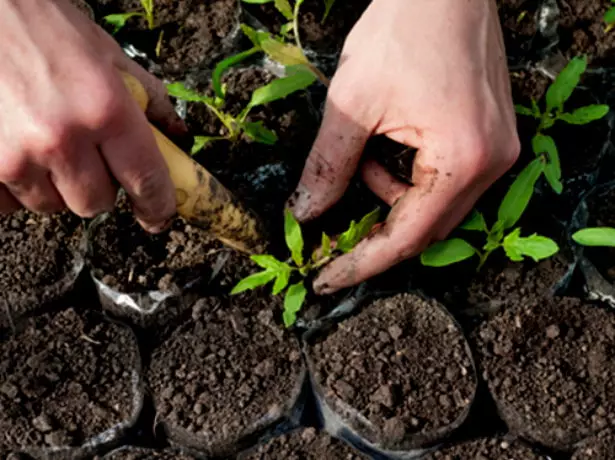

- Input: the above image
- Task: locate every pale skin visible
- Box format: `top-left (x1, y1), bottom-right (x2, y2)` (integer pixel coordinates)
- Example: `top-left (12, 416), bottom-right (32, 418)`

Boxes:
top-left (0, 0), bottom-right (519, 292)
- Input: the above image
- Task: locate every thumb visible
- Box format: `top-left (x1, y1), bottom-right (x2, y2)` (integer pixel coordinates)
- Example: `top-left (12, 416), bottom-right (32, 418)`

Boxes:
top-left (287, 90), bottom-right (370, 222)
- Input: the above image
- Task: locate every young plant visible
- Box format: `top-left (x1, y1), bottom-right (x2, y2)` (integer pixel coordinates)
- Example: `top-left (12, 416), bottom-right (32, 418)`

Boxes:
top-left (231, 208), bottom-right (380, 327)
top-left (167, 64), bottom-right (316, 153)
top-left (421, 158), bottom-right (559, 269)
top-left (240, 0), bottom-right (329, 85)
top-left (605, 1), bottom-right (615, 33)
top-left (572, 227), bottom-right (615, 247)
top-left (104, 0), bottom-right (155, 34)
top-left (515, 56), bottom-right (609, 194)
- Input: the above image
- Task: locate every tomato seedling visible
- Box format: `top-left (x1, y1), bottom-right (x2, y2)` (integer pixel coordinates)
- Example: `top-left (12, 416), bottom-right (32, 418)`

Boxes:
top-left (421, 158), bottom-right (559, 268)
top-left (103, 0), bottom-right (156, 33)
top-left (515, 56), bottom-right (610, 194)
top-left (572, 227), bottom-right (615, 247)
top-left (167, 64), bottom-right (316, 153)
top-left (231, 208), bottom-right (380, 327)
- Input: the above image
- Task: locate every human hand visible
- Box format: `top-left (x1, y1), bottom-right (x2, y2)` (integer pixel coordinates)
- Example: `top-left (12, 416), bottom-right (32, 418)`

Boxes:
top-left (0, 0), bottom-right (185, 232)
top-left (287, 0), bottom-right (520, 294)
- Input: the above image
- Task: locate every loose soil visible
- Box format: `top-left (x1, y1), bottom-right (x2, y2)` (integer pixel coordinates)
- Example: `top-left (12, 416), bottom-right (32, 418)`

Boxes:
top-left (475, 297), bottom-right (615, 451)
top-left (101, 447), bottom-right (199, 459)
top-left (238, 427), bottom-right (366, 460)
top-left (0, 307), bottom-right (140, 455)
top-left (425, 437), bottom-right (545, 460)
top-left (147, 294), bottom-right (304, 457)
top-left (0, 210), bottom-right (83, 326)
top-left (572, 429), bottom-right (615, 460)
top-left (309, 294), bottom-right (476, 450)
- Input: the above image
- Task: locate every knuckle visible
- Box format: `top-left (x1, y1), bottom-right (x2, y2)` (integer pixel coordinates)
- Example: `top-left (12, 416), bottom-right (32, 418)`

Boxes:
top-left (73, 191), bottom-right (117, 218)
top-left (81, 80), bottom-right (124, 130)
top-left (0, 155), bottom-right (29, 184)
top-left (130, 166), bottom-right (174, 217)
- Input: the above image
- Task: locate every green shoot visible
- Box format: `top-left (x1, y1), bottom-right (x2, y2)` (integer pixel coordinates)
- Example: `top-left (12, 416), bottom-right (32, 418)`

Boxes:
top-left (322, 0), bottom-right (336, 23)
top-left (231, 208), bottom-right (380, 327)
top-left (572, 227), bottom-right (615, 247)
top-left (605, 1), bottom-right (615, 33)
top-left (515, 56), bottom-right (610, 194)
top-left (167, 65), bottom-right (316, 153)
top-left (421, 158), bottom-right (559, 269)
top-left (104, 0), bottom-right (155, 33)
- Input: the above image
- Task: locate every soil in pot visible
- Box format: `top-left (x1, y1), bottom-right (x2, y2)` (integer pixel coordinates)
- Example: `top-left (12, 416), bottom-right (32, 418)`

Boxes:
top-left (238, 427), bottom-right (366, 460)
top-left (571, 429), bottom-right (615, 460)
top-left (474, 296), bottom-right (615, 451)
top-left (0, 307), bottom-right (141, 455)
top-left (101, 447), bottom-right (199, 459)
top-left (0, 210), bottom-right (83, 327)
top-left (147, 293), bottom-right (305, 458)
top-left (308, 293), bottom-right (477, 451)
top-left (89, 0), bottom-right (241, 77)
top-left (425, 437), bottom-right (546, 460)
top-left (495, 0), bottom-right (541, 64)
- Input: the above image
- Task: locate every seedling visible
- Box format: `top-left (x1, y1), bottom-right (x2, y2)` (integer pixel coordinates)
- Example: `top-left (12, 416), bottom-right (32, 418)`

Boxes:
top-left (103, 0), bottom-right (155, 33)
top-left (167, 64), bottom-right (316, 153)
top-left (239, 0), bottom-right (329, 85)
top-left (605, 1), bottom-right (615, 33)
top-left (572, 227), bottom-right (615, 247)
top-left (515, 56), bottom-right (609, 194)
top-left (231, 208), bottom-right (380, 327)
top-left (421, 158), bottom-right (559, 268)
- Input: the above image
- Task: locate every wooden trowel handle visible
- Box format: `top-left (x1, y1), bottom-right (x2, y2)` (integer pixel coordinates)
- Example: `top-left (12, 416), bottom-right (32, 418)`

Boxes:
top-left (121, 72), bottom-right (266, 254)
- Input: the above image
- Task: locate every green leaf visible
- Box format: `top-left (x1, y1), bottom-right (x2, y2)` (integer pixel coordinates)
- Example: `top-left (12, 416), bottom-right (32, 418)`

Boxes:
top-left (274, 0), bottom-right (294, 19)
top-left (242, 121), bottom-right (278, 145)
top-left (336, 208), bottom-right (380, 254)
top-left (191, 136), bottom-right (217, 155)
top-left (420, 239), bottom-right (477, 267)
top-left (272, 268), bottom-right (291, 295)
top-left (284, 209), bottom-right (304, 266)
top-left (321, 232), bottom-right (332, 258)
top-left (485, 220), bottom-right (505, 252)
top-left (502, 228), bottom-right (559, 262)
top-left (140, 0), bottom-right (153, 17)
top-left (460, 210), bottom-right (487, 232)
top-left (283, 281), bottom-right (307, 327)
top-left (103, 12), bottom-right (142, 34)
top-left (166, 82), bottom-right (212, 103)
top-left (231, 270), bottom-right (277, 294)
top-left (280, 22), bottom-right (294, 36)
top-left (498, 158), bottom-right (544, 229)
top-left (515, 105), bottom-right (534, 117)
top-left (260, 38), bottom-right (310, 66)
top-left (531, 98), bottom-right (541, 117)
top-left (322, 0), bottom-right (336, 22)
top-left (356, 207), bottom-right (380, 240)
top-left (212, 48), bottom-right (260, 99)
top-left (604, 7), bottom-right (615, 24)
top-left (532, 134), bottom-right (562, 194)
top-left (247, 66), bottom-right (316, 110)
top-left (546, 56), bottom-right (587, 112)
top-left (240, 24), bottom-right (270, 47)
top-left (251, 254), bottom-right (288, 271)
top-left (558, 105), bottom-right (610, 125)
top-left (572, 227), bottom-right (615, 247)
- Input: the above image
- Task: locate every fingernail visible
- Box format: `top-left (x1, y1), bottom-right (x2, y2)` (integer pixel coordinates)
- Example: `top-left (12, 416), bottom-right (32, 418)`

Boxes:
top-left (138, 214), bottom-right (175, 234)
top-left (313, 275), bottom-right (336, 296)
top-left (287, 184), bottom-right (312, 221)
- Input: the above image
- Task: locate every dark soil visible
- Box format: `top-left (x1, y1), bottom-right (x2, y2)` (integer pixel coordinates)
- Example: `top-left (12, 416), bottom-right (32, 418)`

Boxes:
top-left (238, 428), bottom-right (366, 460)
top-left (309, 294), bottom-right (476, 450)
top-left (147, 294), bottom-right (304, 457)
top-left (90, 0), bottom-right (240, 77)
top-left (495, 0), bottom-right (540, 63)
top-left (0, 307), bottom-right (140, 455)
top-left (0, 210), bottom-right (83, 324)
top-left (101, 447), bottom-right (199, 459)
top-left (90, 194), bottom-right (225, 294)
top-left (572, 429), bottom-right (615, 460)
top-left (475, 297), bottom-right (615, 451)
top-left (425, 437), bottom-right (545, 460)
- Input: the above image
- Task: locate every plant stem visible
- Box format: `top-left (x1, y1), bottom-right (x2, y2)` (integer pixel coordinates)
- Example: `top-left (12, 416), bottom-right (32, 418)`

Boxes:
top-left (293, 1), bottom-right (303, 53)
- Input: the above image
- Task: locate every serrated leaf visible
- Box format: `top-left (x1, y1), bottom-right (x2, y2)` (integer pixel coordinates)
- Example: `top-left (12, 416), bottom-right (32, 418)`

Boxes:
top-left (283, 281), bottom-right (307, 327)
top-left (260, 37), bottom-right (309, 66)
top-left (191, 136), bottom-right (217, 155)
top-left (212, 48), bottom-right (259, 99)
top-left (242, 121), bottom-right (278, 145)
top-left (558, 105), bottom-right (610, 125)
top-left (460, 210), bottom-right (487, 232)
top-left (284, 209), bottom-right (304, 266)
top-left (572, 227), bottom-right (615, 247)
top-left (502, 228), bottom-right (559, 262)
top-left (515, 105), bottom-right (534, 117)
top-left (420, 239), bottom-right (477, 267)
top-left (532, 134), bottom-right (562, 194)
top-left (103, 12), bottom-right (142, 34)
top-left (498, 158), bottom-right (544, 230)
top-left (247, 66), bottom-right (316, 110)
top-left (272, 268), bottom-right (291, 295)
top-left (321, 232), bottom-right (331, 258)
top-left (274, 0), bottom-right (294, 19)
top-left (322, 0), bottom-right (336, 22)
top-left (546, 56), bottom-right (587, 112)
top-left (231, 270), bottom-right (277, 294)
top-left (166, 82), bottom-right (212, 104)
top-left (604, 7), bottom-right (615, 24)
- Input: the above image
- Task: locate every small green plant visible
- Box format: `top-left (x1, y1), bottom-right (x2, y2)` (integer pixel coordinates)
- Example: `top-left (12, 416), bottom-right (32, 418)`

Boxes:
top-left (104, 0), bottom-right (155, 33)
top-left (167, 64), bottom-right (316, 153)
top-left (421, 158), bottom-right (559, 268)
top-left (572, 227), bottom-right (615, 247)
top-left (515, 56), bottom-right (609, 194)
top-left (231, 208), bottom-right (380, 327)
top-left (605, 1), bottom-right (615, 32)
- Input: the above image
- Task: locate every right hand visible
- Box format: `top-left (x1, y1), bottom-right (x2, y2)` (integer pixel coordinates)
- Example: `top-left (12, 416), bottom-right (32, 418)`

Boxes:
top-left (0, 0), bottom-right (185, 232)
